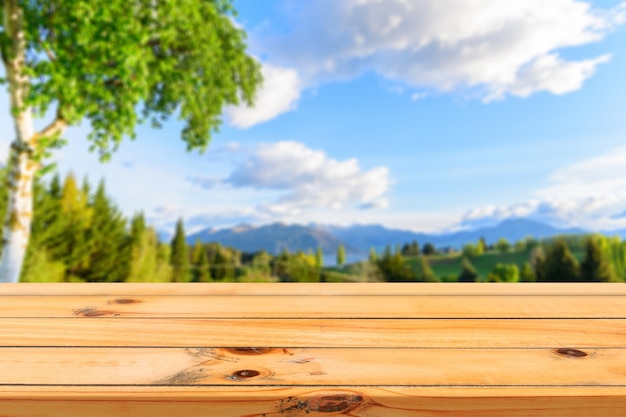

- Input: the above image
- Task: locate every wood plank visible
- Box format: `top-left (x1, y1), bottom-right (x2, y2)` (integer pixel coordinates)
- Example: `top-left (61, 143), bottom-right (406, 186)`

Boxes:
top-left (3, 295), bottom-right (626, 318)
top-left (1, 282), bottom-right (625, 296)
top-left (2, 318), bottom-right (625, 348)
top-left (1, 386), bottom-right (625, 417)
top-left (1, 347), bottom-right (625, 386)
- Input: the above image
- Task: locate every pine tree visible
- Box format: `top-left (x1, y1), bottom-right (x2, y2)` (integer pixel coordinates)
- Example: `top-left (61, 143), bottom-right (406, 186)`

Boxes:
top-left (520, 262), bottom-right (536, 282)
top-left (129, 212), bottom-right (147, 248)
top-left (478, 237), bottom-right (487, 254)
top-left (422, 243), bottom-right (436, 256)
top-left (420, 256), bottom-right (437, 282)
top-left (530, 246), bottom-right (547, 282)
top-left (170, 218), bottom-right (190, 282)
top-left (58, 173), bottom-right (93, 280)
top-left (458, 257), bottom-right (479, 282)
top-left (369, 247), bottom-right (378, 263)
top-left (543, 239), bottom-right (581, 282)
top-left (190, 239), bottom-right (205, 265)
top-left (378, 251), bottom-right (415, 282)
top-left (410, 240), bottom-right (420, 256)
top-left (127, 226), bottom-right (172, 282)
top-left (315, 247), bottom-right (324, 269)
top-left (580, 236), bottom-right (615, 282)
top-left (196, 245), bottom-right (211, 282)
top-left (82, 180), bottom-right (129, 282)
top-left (337, 244), bottom-right (346, 267)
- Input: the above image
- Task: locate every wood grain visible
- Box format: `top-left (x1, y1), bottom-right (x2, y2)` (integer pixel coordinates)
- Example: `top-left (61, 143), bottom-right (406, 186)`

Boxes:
top-left (1, 386), bottom-right (625, 417)
top-left (2, 318), bottom-right (626, 348)
top-left (1, 347), bottom-right (625, 386)
top-left (1, 283), bottom-right (625, 416)
top-left (2, 295), bottom-right (626, 318)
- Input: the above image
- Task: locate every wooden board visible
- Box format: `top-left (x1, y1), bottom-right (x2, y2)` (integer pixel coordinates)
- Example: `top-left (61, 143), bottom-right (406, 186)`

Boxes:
top-left (1, 283), bottom-right (625, 416)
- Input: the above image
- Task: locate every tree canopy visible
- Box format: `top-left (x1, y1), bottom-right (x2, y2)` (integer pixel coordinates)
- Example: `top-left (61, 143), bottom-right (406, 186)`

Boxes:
top-left (1, 0), bottom-right (262, 158)
top-left (0, 0), bottom-right (262, 282)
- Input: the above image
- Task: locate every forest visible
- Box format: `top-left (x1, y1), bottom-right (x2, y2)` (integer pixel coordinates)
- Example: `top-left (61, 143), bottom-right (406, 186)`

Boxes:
top-left (1, 170), bottom-right (624, 283)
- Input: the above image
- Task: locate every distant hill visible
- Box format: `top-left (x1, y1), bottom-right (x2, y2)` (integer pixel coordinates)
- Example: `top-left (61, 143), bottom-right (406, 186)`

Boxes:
top-left (322, 218), bottom-right (585, 251)
top-left (185, 218), bottom-right (587, 255)
top-left (186, 222), bottom-right (350, 254)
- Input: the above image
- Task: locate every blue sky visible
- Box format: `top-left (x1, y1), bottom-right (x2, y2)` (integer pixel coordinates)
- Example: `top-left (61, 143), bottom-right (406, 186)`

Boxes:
top-left (3, 0), bottom-right (626, 234)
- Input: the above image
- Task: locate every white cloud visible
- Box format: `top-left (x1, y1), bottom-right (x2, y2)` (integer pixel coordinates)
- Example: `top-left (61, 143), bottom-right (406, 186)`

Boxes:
top-left (191, 141), bottom-right (392, 217)
top-left (261, 0), bottom-right (624, 100)
top-left (226, 63), bottom-right (302, 128)
top-left (460, 145), bottom-right (626, 230)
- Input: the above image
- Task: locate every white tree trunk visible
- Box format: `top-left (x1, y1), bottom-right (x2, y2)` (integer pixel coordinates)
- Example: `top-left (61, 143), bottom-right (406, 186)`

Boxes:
top-left (0, 116), bottom-right (36, 283)
top-left (0, 1), bottom-right (37, 283)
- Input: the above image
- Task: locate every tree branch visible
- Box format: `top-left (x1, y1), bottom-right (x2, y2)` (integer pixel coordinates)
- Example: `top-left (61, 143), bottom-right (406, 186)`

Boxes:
top-left (38, 109), bottom-right (66, 138)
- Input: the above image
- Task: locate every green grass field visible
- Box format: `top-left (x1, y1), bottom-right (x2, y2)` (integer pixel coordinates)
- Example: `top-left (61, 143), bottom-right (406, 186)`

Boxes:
top-left (405, 248), bottom-right (585, 281)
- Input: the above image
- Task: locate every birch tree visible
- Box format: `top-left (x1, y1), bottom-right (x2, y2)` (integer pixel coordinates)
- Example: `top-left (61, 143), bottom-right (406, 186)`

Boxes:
top-left (0, 0), bottom-right (262, 282)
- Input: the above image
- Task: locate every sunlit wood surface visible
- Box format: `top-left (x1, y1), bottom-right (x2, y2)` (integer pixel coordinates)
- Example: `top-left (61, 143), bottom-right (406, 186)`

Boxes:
top-left (1, 283), bottom-right (625, 416)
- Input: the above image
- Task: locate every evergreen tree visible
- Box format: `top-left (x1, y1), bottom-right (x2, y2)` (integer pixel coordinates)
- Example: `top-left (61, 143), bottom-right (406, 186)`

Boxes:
top-left (190, 239), bottom-right (205, 265)
top-left (411, 240), bottom-right (420, 256)
top-left (606, 237), bottom-right (626, 282)
top-left (520, 262), bottom-right (536, 282)
top-left (458, 257), bottom-right (479, 282)
top-left (127, 226), bottom-right (172, 282)
top-left (378, 251), bottom-right (415, 282)
top-left (478, 237), bottom-right (487, 254)
top-left (196, 244), bottom-right (211, 282)
top-left (580, 236), bottom-right (615, 282)
top-left (129, 212), bottom-right (147, 248)
top-left (530, 246), bottom-right (547, 282)
top-left (315, 247), bottom-right (324, 269)
top-left (337, 244), bottom-right (346, 267)
top-left (543, 239), bottom-right (581, 282)
top-left (369, 247), bottom-right (378, 263)
top-left (82, 180), bottom-right (129, 282)
top-left (58, 173), bottom-right (93, 280)
top-left (170, 218), bottom-right (190, 282)
top-left (419, 256), bottom-right (438, 282)
top-left (422, 243), bottom-right (436, 256)
top-left (212, 246), bottom-right (236, 281)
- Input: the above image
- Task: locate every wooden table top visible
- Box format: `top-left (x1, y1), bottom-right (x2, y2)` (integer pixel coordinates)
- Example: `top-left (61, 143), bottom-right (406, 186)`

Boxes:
top-left (1, 282), bottom-right (626, 416)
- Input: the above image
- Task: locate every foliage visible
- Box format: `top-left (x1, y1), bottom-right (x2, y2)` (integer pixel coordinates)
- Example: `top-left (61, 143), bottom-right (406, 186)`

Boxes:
top-left (580, 235), bottom-right (616, 282)
top-left (418, 256), bottom-right (438, 282)
top-left (487, 263), bottom-right (519, 283)
top-left (377, 250), bottom-right (416, 282)
top-left (542, 239), bottom-right (581, 282)
top-left (369, 247), bottom-right (378, 262)
top-left (519, 262), bottom-right (536, 282)
top-left (462, 243), bottom-right (480, 258)
top-left (422, 242), bottom-right (436, 256)
top-left (315, 247), bottom-right (324, 268)
top-left (401, 240), bottom-right (420, 257)
top-left (1, 0), bottom-right (262, 158)
top-left (170, 218), bottom-right (190, 282)
top-left (0, 0), bottom-right (263, 282)
top-left (337, 244), bottom-right (346, 266)
top-left (495, 238), bottom-right (511, 254)
top-left (458, 257), bottom-right (479, 282)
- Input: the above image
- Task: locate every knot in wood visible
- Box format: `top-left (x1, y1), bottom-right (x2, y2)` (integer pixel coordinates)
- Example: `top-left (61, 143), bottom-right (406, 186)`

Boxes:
top-left (555, 348), bottom-right (588, 358)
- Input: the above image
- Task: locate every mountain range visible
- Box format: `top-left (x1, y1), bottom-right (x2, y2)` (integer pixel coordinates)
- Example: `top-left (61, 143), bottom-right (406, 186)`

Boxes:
top-left (186, 218), bottom-right (592, 255)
